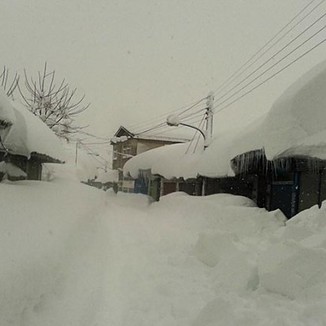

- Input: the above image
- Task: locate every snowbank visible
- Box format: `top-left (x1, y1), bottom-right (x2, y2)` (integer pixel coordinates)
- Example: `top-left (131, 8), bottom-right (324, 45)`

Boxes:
top-left (44, 141), bottom-right (104, 182)
top-left (259, 203), bottom-right (326, 300)
top-left (0, 179), bottom-right (108, 326)
top-left (3, 179), bottom-right (326, 325)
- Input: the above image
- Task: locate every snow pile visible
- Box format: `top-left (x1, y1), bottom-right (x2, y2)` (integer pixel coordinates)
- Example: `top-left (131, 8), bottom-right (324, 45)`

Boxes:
top-left (101, 192), bottom-right (326, 325)
top-left (101, 192), bottom-right (286, 326)
top-left (44, 141), bottom-right (102, 182)
top-left (125, 59), bottom-right (326, 179)
top-left (3, 176), bottom-right (326, 325)
top-left (0, 179), bottom-right (109, 326)
top-left (259, 204), bottom-right (326, 301)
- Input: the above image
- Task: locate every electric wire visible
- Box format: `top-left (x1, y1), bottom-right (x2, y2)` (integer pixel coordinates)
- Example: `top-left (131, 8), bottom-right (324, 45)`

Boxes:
top-left (80, 1), bottom-right (326, 157)
top-left (133, 106), bottom-right (207, 137)
top-left (133, 100), bottom-right (207, 135)
top-left (214, 34), bottom-right (326, 115)
top-left (213, 0), bottom-right (323, 97)
top-left (213, 20), bottom-right (326, 111)
top-left (214, 8), bottom-right (326, 108)
top-left (127, 1), bottom-right (324, 140)
top-left (129, 97), bottom-right (207, 134)
top-left (134, 112), bottom-right (207, 140)
top-left (78, 142), bottom-right (110, 165)
top-left (77, 130), bottom-right (109, 141)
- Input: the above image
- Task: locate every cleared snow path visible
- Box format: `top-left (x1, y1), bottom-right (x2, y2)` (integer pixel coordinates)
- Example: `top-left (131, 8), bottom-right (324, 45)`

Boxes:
top-left (96, 192), bottom-right (215, 326)
top-left (0, 180), bottom-right (110, 326)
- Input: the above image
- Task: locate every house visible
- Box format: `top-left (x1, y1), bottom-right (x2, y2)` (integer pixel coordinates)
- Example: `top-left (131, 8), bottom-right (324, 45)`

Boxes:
top-left (0, 90), bottom-right (65, 180)
top-left (124, 59), bottom-right (326, 219)
top-left (110, 125), bottom-right (189, 192)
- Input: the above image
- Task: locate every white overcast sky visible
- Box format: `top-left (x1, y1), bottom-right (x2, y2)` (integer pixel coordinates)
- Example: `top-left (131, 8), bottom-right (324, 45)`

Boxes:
top-left (1, 0), bottom-right (326, 139)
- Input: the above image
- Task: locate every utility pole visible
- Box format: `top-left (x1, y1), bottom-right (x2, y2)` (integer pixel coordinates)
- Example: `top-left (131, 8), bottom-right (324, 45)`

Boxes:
top-left (204, 91), bottom-right (214, 149)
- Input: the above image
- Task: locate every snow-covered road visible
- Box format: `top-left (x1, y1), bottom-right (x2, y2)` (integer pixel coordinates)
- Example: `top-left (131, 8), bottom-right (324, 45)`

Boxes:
top-left (2, 179), bottom-right (326, 325)
top-left (99, 193), bottom-right (216, 326)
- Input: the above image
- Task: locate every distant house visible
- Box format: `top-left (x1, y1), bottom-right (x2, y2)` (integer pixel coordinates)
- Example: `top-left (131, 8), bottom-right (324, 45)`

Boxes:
top-left (0, 90), bottom-right (65, 181)
top-left (110, 125), bottom-right (189, 192)
top-left (124, 60), bottom-right (326, 219)
top-left (84, 169), bottom-right (119, 191)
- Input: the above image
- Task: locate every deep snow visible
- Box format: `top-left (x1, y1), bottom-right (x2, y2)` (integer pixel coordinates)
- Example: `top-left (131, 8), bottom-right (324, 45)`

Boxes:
top-left (2, 167), bottom-right (326, 325)
top-left (0, 90), bottom-right (65, 162)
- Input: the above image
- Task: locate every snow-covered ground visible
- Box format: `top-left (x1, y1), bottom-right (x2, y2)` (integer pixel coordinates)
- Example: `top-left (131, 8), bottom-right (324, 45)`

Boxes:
top-left (2, 168), bottom-right (326, 325)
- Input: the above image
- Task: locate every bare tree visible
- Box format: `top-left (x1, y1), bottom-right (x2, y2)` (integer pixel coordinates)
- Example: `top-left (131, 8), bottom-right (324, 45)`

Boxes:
top-left (0, 67), bottom-right (19, 99)
top-left (18, 63), bottom-right (90, 140)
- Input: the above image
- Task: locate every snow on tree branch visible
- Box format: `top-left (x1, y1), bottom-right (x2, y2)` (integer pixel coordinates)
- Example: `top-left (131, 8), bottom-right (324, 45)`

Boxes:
top-left (18, 63), bottom-right (90, 141)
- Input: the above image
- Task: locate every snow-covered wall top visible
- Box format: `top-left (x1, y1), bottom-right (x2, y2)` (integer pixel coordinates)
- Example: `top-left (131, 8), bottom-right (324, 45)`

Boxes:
top-left (125, 59), bottom-right (326, 180)
top-left (0, 91), bottom-right (65, 162)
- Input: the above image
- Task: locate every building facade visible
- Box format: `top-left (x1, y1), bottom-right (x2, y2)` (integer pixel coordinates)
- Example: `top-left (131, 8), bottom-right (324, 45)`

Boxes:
top-left (111, 126), bottom-right (188, 192)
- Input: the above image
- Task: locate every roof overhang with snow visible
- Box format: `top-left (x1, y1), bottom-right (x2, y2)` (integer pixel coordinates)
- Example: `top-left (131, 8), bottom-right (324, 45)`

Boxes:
top-left (124, 59), bottom-right (326, 180)
top-left (111, 125), bottom-right (191, 144)
top-left (0, 91), bottom-right (65, 164)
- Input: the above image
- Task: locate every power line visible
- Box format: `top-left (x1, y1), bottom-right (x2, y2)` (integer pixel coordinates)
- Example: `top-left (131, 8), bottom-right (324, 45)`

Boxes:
top-left (78, 142), bottom-right (110, 165)
top-left (132, 99), bottom-right (207, 135)
top-left (130, 1), bottom-right (324, 140)
top-left (214, 34), bottom-right (326, 115)
top-left (134, 121), bottom-right (167, 135)
top-left (128, 97), bottom-right (207, 133)
top-left (132, 111), bottom-right (207, 140)
top-left (214, 9), bottom-right (326, 108)
top-left (78, 130), bottom-right (109, 141)
top-left (213, 20), bottom-right (326, 111)
top-left (213, 0), bottom-right (323, 97)
top-left (133, 105), bottom-right (207, 137)
top-left (79, 141), bottom-right (111, 145)
top-left (181, 111), bottom-right (207, 123)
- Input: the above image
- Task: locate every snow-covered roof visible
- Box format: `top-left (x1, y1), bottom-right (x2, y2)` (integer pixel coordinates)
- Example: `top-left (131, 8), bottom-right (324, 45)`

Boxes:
top-left (0, 92), bottom-right (65, 163)
top-left (228, 59), bottom-right (326, 161)
top-left (124, 59), bottom-right (326, 180)
top-left (133, 133), bottom-right (190, 143)
top-left (111, 125), bottom-right (191, 144)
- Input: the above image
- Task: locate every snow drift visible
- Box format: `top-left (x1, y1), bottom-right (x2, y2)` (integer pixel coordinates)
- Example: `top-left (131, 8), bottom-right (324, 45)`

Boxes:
top-left (2, 172), bottom-right (326, 325)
